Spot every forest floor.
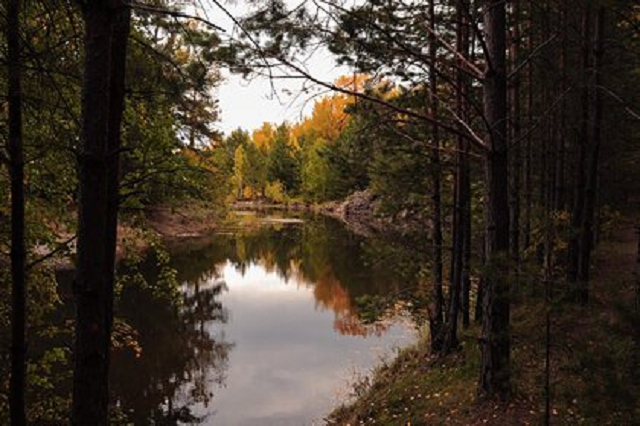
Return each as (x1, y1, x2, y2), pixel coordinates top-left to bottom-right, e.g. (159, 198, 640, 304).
(327, 217, 640, 425)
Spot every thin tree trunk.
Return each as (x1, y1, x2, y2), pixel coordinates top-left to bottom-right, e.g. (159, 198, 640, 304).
(428, 0, 444, 353)
(635, 226, 640, 312)
(577, 7, 605, 303)
(480, 0, 511, 399)
(543, 154, 555, 426)
(446, 165, 462, 350)
(509, 0, 521, 269)
(555, 1, 567, 212)
(523, 0, 533, 250)
(461, 140, 471, 328)
(444, 3, 470, 352)
(568, 6, 591, 284)
(475, 234, 485, 322)
(460, 9, 472, 330)
(8, 0, 26, 422)
(72, 1, 130, 423)
(544, 279, 552, 426)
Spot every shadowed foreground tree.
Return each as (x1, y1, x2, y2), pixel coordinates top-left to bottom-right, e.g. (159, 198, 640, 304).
(7, 0, 26, 422)
(479, 0, 511, 398)
(72, 0, 131, 424)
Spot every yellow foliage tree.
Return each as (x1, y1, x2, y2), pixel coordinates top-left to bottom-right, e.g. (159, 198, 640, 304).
(292, 74, 369, 146)
(252, 122, 275, 150)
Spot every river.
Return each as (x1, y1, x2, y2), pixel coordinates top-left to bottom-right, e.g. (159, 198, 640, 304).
(108, 212, 422, 425)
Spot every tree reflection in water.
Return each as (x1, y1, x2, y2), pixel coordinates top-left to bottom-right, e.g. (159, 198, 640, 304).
(110, 214, 425, 422)
(112, 259, 232, 424)
(167, 215, 425, 337)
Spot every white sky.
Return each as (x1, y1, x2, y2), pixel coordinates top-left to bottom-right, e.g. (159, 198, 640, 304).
(201, 0, 350, 135)
(216, 52, 346, 135)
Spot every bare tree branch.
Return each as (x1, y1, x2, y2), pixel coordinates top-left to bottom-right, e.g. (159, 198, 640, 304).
(128, 2, 226, 32)
(27, 236, 77, 270)
(276, 55, 487, 149)
(597, 85, 640, 121)
(509, 33, 559, 79)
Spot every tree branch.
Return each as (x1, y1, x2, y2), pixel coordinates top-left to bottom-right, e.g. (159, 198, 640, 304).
(276, 55, 487, 149)
(509, 33, 559, 79)
(127, 2, 226, 32)
(27, 236, 77, 270)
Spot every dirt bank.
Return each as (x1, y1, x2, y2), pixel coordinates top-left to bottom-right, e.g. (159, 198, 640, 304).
(317, 190, 427, 237)
(37, 203, 223, 269)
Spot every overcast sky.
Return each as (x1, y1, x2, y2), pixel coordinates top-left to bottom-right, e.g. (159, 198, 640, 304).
(202, 0, 350, 135)
(216, 51, 346, 135)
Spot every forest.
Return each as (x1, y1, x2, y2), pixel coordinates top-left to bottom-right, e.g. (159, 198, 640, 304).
(0, 0, 639, 424)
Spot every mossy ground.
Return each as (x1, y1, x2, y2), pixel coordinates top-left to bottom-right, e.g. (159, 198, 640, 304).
(328, 219, 639, 425)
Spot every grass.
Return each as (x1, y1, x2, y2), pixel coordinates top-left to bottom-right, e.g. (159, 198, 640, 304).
(328, 219, 640, 425)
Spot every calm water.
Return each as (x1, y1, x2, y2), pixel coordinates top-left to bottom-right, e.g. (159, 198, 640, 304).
(110, 214, 422, 425)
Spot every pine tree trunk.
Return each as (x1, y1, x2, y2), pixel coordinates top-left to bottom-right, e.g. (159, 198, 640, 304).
(446, 163, 462, 351)
(577, 7, 605, 303)
(480, 0, 511, 399)
(555, 2, 567, 212)
(460, 9, 472, 330)
(461, 141, 471, 328)
(475, 235, 486, 323)
(523, 0, 534, 250)
(72, 2, 130, 424)
(428, 0, 444, 353)
(105, 0, 132, 343)
(444, 4, 471, 352)
(8, 0, 26, 422)
(568, 6, 591, 284)
(509, 0, 521, 269)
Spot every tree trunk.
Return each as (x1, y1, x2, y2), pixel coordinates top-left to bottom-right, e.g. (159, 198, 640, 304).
(480, 0, 511, 399)
(105, 0, 132, 344)
(428, 0, 444, 353)
(555, 1, 567, 212)
(577, 7, 605, 303)
(523, 0, 534, 250)
(8, 0, 26, 422)
(444, 4, 470, 352)
(72, 2, 131, 424)
(509, 0, 521, 269)
(446, 165, 462, 351)
(459, 7, 472, 330)
(461, 142, 471, 328)
(568, 6, 591, 284)
(475, 234, 486, 323)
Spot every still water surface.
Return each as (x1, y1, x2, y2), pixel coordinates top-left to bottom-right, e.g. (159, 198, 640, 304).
(111, 214, 419, 425)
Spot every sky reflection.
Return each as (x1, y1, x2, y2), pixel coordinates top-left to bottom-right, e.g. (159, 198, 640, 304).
(185, 261, 415, 425)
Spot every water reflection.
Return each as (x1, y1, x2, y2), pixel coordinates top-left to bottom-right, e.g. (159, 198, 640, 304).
(112, 273, 232, 424)
(112, 214, 421, 424)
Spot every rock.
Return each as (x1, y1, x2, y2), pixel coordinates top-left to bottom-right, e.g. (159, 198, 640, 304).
(318, 189, 428, 237)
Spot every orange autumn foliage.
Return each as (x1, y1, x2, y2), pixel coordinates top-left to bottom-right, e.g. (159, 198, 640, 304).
(252, 122, 275, 150)
(292, 74, 370, 145)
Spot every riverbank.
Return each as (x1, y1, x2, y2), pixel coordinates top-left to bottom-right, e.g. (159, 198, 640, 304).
(319, 190, 428, 237)
(37, 202, 224, 269)
(232, 190, 427, 237)
(327, 218, 639, 425)
(119, 202, 229, 260)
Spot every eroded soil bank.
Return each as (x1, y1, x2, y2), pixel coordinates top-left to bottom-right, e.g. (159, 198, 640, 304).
(37, 203, 223, 269)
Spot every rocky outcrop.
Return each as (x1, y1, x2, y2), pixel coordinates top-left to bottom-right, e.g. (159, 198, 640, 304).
(318, 190, 427, 237)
